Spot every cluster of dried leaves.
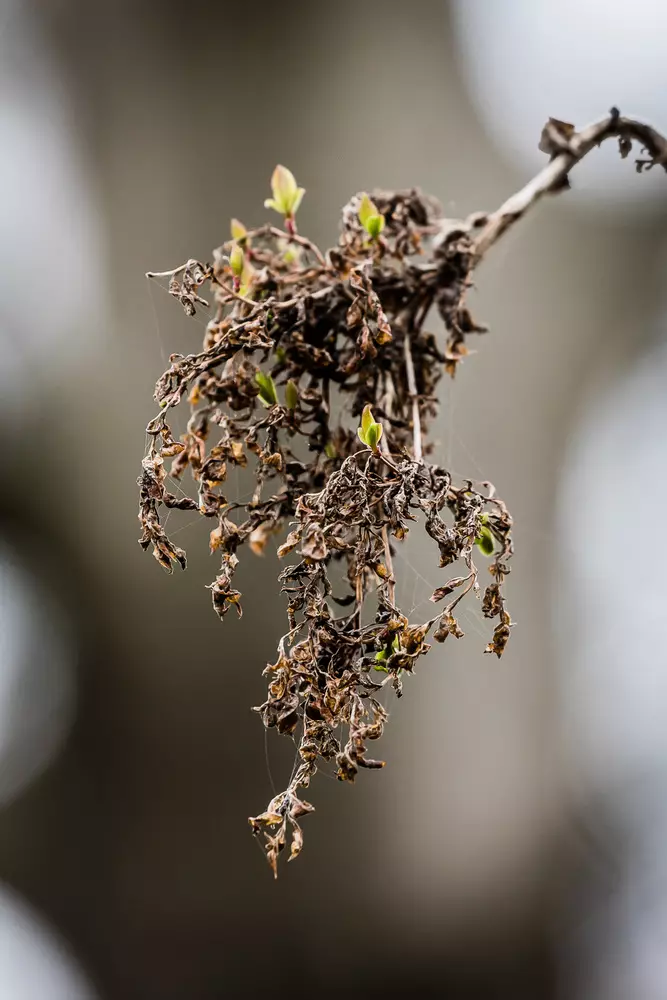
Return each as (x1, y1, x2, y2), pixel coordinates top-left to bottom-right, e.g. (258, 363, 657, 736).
(139, 109, 667, 875)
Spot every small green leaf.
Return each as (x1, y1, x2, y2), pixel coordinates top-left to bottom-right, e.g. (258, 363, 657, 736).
(358, 194, 377, 227)
(291, 186, 305, 215)
(475, 525, 494, 556)
(358, 194, 385, 239)
(374, 636, 400, 671)
(357, 405, 383, 451)
(255, 371, 277, 407)
(365, 422, 383, 452)
(365, 214, 385, 239)
(239, 259, 255, 298)
(265, 165, 305, 220)
(271, 164, 296, 202)
(277, 237, 302, 265)
(324, 441, 337, 459)
(230, 218, 247, 241)
(285, 379, 298, 411)
(229, 242, 244, 278)
(360, 404, 374, 441)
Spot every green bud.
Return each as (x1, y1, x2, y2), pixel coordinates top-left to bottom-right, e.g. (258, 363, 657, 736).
(324, 441, 337, 460)
(229, 242, 244, 279)
(285, 379, 298, 411)
(358, 193, 385, 239)
(374, 653, 388, 672)
(264, 165, 305, 220)
(254, 371, 278, 407)
(365, 214, 385, 239)
(374, 636, 400, 671)
(365, 422, 383, 452)
(357, 404, 383, 451)
(277, 237, 302, 265)
(360, 404, 374, 440)
(475, 524, 494, 556)
(358, 194, 377, 227)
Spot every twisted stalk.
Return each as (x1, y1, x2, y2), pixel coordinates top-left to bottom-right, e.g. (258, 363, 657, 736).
(473, 108, 667, 257)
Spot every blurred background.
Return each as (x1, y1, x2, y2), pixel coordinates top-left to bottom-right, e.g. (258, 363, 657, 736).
(0, 0, 666, 996)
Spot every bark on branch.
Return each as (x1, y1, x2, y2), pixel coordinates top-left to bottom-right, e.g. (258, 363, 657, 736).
(473, 108, 667, 258)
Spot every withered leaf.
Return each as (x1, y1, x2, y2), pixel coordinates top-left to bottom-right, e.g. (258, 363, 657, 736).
(430, 576, 466, 602)
(482, 583, 503, 619)
(484, 610, 513, 658)
(538, 117, 575, 156)
(434, 613, 465, 642)
(249, 522, 277, 556)
(301, 525, 328, 561)
(277, 528, 302, 558)
(289, 796, 315, 820)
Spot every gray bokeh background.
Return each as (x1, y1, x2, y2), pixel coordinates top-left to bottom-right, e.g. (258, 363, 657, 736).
(0, 1, 665, 997)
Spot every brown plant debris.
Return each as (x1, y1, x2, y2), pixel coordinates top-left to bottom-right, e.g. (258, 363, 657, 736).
(139, 111, 666, 875)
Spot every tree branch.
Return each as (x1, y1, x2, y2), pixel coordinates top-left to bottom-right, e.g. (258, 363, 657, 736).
(473, 108, 667, 258)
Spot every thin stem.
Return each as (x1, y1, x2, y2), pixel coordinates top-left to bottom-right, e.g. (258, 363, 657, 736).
(242, 225, 327, 267)
(381, 525, 395, 606)
(377, 450, 400, 475)
(214, 280, 263, 309)
(403, 332, 423, 462)
(273, 285, 332, 311)
(473, 109, 667, 258)
(266, 226, 327, 267)
(377, 434, 396, 606)
(145, 262, 190, 280)
(355, 573, 364, 611)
